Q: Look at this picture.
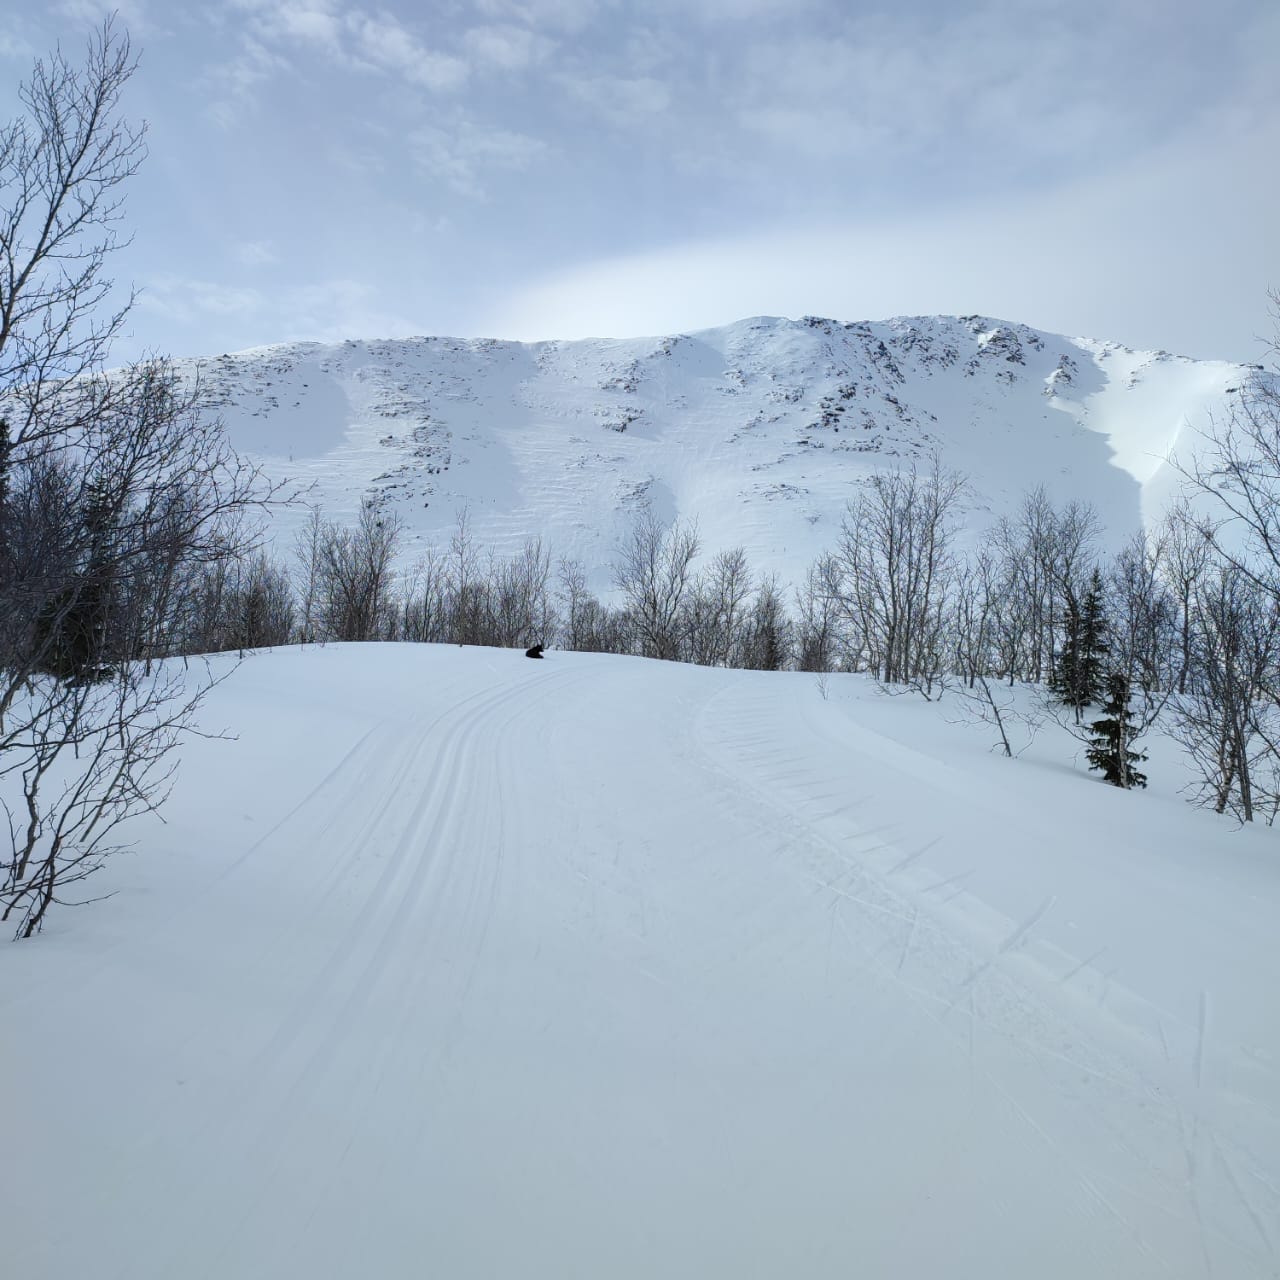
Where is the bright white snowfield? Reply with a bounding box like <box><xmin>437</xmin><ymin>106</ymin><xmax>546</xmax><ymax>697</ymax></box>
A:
<box><xmin>184</xmin><ymin>313</ymin><xmax>1253</xmax><ymax>588</ymax></box>
<box><xmin>4</xmin><ymin>645</ymin><xmax>1280</xmax><ymax>1279</ymax></box>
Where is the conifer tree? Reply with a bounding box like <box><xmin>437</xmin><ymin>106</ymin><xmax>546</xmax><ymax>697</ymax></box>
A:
<box><xmin>1086</xmin><ymin>671</ymin><xmax>1148</xmax><ymax>789</ymax></box>
<box><xmin>0</xmin><ymin>418</ymin><xmax>10</xmax><ymax>589</ymax></box>
<box><xmin>1052</xmin><ymin>567</ymin><xmax>1108</xmax><ymax>718</ymax></box>
<box><xmin>0</xmin><ymin>419</ymin><xmax>10</xmax><ymax>509</ymax></box>
<box><xmin>32</xmin><ymin>475</ymin><xmax>121</xmax><ymax>681</ymax></box>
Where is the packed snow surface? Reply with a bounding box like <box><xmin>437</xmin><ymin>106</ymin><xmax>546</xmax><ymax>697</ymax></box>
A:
<box><xmin>4</xmin><ymin>644</ymin><xmax>1280</xmax><ymax>1278</ymax></box>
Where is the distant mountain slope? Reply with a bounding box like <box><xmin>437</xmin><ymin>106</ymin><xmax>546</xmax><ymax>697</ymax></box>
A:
<box><xmin>182</xmin><ymin>314</ymin><xmax>1251</xmax><ymax>590</ymax></box>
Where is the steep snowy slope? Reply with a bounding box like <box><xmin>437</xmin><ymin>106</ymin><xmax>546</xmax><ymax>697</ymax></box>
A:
<box><xmin>184</xmin><ymin>314</ymin><xmax>1250</xmax><ymax>589</ymax></box>
<box><xmin>3</xmin><ymin>646</ymin><xmax>1279</xmax><ymax>1278</ymax></box>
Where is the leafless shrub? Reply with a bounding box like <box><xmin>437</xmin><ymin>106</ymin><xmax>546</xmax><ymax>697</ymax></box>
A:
<box><xmin>612</xmin><ymin>507</ymin><xmax>700</xmax><ymax>660</ymax></box>
<box><xmin>0</xmin><ymin>24</ymin><xmax>276</xmax><ymax>934</ymax></box>
<box><xmin>1</xmin><ymin>662</ymin><xmax>230</xmax><ymax>938</ymax></box>
<box><xmin>824</xmin><ymin>455</ymin><xmax>965</xmax><ymax>692</ymax></box>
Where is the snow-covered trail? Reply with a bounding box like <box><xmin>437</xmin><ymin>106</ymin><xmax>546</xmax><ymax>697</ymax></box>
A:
<box><xmin>3</xmin><ymin>646</ymin><xmax>1279</xmax><ymax>1278</ymax></box>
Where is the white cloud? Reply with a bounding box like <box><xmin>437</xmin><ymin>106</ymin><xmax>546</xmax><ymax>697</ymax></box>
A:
<box><xmin>727</xmin><ymin>27</ymin><xmax>1017</xmax><ymax>160</ymax></box>
<box><xmin>479</xmin><ymin>113</ymin><xmax>1280</xmax><ymax>364</ymax></box>
<box><xmin>618</xmin><ymin>24</ymin><xmax>682</xmax><ymax>76</ymax></box>
<box><xmin>135</xmin><ymin>274</ymin><xmax>423</xmax><ymax>353</ymax></box>
<box><xmin>59</xmin><ymin>0</ymin><xmax>1278</xmax><ymax>371</ymax></box>
<box><xmin>272</xmin><ymin>6</ymin><xmax>344</xmax><ymax>49</ymax></box>
<box><xmin>55</xmin><ymin>0</ymin><xmax>155</xmax><ymax>32</ymax></box>
<box><xmin>204</xmin><ymin>36</ymin><xmax>291</xmax><ymax>126</ymax></box>
<box><xmin>649</xmin><ymin>0</ymin><xmax>814</xmax><ymax>19</ymax></box>
<box><xmin>0</xmin><ymin>31</ymin><xmax>37</xmax><ymax>60</ymax></box>
<box><xmin>410</xmin><ymin>117</ymin><xmax>547</xmax><ymax>197</ymax></box>
<box><xmin>233</xmin><ymin>240</ymin><xmax>279</xmax><ymax>267</ymax></box>
<box><xmin>737</xmin><ymin>104</ymin><xmax>893</xmax><ymax>159</ymax></box>
<box><xmin>722</xmin><ymin>6</ymin><xmax>1249</xmax><ymax>170</ymax></box>
<box><xmin>229</xmin><ymin>0</ymin><xmax>345</xmax><ymax>49</ymax></box>
<box><xmin>347</xmin><ymin>11</ymin><xmax>469</xmax><ymax>90</ymax></box>
<box><xmin>471</xmin><ymin>0</ymin><xmax>603</xmax><ymax>33</ymax></box>
<box><xmin>1225</xmin><ymin>6</ymin><xmax>1280</xmax><ymax>130</ymax></box>
<box><xmin>557</xmin><ymin>72</ymin><xmax>670</xmax><ymax>123</ymax></box>
<box><xmin>138</xmin><ymin>277</ymin><xmax>266</xmax><ymax>326</ymax></box>
<box><xmin>463</xmin><ymin>23</ymin><xmax>556</xmax><ymax>70</ymax></box>
<box><xmin>222</xmin><ymin>2</ymin><xmax>469</xmax><ymax>95</ymax></box>
<box><xmin>279</xmin><ymin>278</ymin><xmax>422</xmax><ymax>344</ymax></box>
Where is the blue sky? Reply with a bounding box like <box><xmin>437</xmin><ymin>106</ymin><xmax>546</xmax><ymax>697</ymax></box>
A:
<box><xmin>4</xmin><ymin>0</ymin><xmax>1278</xmax><ymax>362</ymax></box>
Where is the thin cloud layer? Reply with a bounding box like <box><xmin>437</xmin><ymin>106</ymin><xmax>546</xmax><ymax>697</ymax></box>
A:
<box><xmin>8</xmin><ymin>0</ymin><xmax>1277</xmax><ymax>361</ymax></box>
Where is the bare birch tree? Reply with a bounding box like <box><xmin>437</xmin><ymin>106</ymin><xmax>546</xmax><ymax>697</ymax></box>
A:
<box><xmin>1</xmin><ymin>24</ymin><xmax>274</xmax><ymax>935</ymax></box>
<box><xmin>612</xmin><ymin>508</ymin><xmax>700</xmax><ymax>660</ymax></box>
<box><xmin>826</xmin><ymin>456</ymin><xmax>965</xmax><ymax>691</ymax></box>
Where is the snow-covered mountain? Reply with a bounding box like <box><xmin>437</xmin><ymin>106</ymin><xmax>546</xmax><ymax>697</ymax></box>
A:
<box><xmin>186</xmin><ymin>314</ymin><xmax>1253</xmax><ymax>588</ymax></box>
<box><xmin>10</xmin><ymin>325</ymin><xmax>1280</xmax><ymax>1276</ymax></box>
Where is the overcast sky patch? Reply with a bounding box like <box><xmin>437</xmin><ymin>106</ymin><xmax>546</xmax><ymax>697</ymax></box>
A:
<box><xmin>13</xmin><ymin>0</ymin><xmax>1277</xmax><ymax>363</ymax></box>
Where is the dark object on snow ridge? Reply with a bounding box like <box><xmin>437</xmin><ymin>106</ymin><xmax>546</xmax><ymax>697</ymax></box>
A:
<box><xmin>525</xmin><ymin>644</ymin><xmax>545</xmax><ymax>659</ymax></box>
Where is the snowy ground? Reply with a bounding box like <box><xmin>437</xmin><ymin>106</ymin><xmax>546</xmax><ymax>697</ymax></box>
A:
<box><xmin>4</xmin><ymin>644</ymin><xmax>1280</xmax><ymax>1278</ymax></box>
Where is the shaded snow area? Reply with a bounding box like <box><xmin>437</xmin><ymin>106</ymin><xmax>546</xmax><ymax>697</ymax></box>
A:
<box><xmin>4</xmin><ymin>645</ymin><xmax>1280</xmax><ymax>1278</ymax></box>
<box><xmin>180</xmin><ymin>315</ymin><xmax>1247</xmax><ymax>591</ymax></box>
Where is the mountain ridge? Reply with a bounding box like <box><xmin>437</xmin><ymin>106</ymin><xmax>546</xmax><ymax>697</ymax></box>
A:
<box><xmin>180</xmin><ymin>312</ymin><xmax>1254</xmax><ymax>590</ymax></box>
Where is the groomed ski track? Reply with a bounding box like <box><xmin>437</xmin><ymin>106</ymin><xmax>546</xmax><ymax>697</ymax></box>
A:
<box><xmin>3</xmin><ymin>644</ymin><xmax>1278</xmax><ymax>1278</ymax></box>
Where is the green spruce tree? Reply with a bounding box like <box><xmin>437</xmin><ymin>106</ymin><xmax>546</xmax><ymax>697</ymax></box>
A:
<box><xmin>34</xmin><ymin>474</ymin><xmax>119</xmax><ymax>681</ymax></box>
<box><xmin>1052</xmin><ymin>567</ymin><xmax>1108</xmax><ymax>719</ymax></box>
<box><xmin>0</xmin><ymin>418</ymin><xmax>10</xmax><ymax>579</ymax></box>
<box><xmin>1086</xmin><ymin>671</ymin><xmax>1148</xmax><ymax>789</ymax></box>
<box><xmin>0</xmin><ymin>418</ymin><xmax>10</xmax><ymax>509</ymax></box>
